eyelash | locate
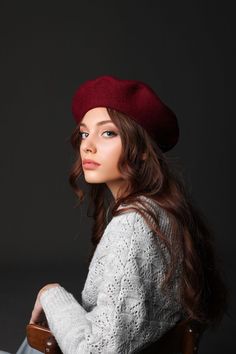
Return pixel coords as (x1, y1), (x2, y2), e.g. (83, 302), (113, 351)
(79, 130), (118, 139)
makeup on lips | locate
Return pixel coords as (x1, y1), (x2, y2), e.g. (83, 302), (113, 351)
(83, 159), (101, 169)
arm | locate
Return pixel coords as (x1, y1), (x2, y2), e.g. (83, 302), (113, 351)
(39, 211), (182, 354)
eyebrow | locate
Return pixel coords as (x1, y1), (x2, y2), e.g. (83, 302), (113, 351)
(79, 120), (115, 128)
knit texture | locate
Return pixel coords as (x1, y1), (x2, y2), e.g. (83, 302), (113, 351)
(40, 196), (183, 353)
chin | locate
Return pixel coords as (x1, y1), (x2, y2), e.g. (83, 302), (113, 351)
(84, 176), (105, 184)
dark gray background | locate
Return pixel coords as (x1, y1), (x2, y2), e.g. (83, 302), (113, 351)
(0, 0), (235, 352)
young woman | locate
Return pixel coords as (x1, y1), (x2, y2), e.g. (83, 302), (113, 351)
(3, 75), (227, 354)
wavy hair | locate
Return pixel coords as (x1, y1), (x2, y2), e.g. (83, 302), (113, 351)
(68, 107), (227, 327)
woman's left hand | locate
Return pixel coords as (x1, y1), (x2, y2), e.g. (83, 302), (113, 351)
(29, 283), (60, 324)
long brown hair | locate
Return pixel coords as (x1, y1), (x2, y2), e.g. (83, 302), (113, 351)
(68, 107), (228, 327)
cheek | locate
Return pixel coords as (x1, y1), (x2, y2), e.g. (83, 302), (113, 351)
(103, 145), (121, 160)
(109, 147), (122, 167)
(100, 143), (122, 171)
(104, 140), (122, 156)
(111, 146), (122, 171)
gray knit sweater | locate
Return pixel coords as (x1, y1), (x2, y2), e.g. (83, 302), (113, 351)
(40, 196), (183, 353)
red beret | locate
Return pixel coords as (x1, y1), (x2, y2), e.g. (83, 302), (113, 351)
(72, 75), (179, 152)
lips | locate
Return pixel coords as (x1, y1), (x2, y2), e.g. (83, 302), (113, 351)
(83, 163), (100, 170)
(83, 159), (100, 166)
(82, 159), (101, 169)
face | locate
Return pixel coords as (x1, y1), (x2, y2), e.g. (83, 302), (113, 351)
(79, 107), (127, 200)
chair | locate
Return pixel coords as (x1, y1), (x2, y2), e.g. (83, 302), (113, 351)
(140, 319), (206, 353)
(26, 318), (206, 354)
(26, 322), (62, 354)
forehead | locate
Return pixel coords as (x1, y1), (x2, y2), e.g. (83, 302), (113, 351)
(81, 107), (109, 121)
(80, 107), (115, 127)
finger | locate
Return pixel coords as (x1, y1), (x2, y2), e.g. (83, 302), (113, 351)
(30, 305), (43, 324)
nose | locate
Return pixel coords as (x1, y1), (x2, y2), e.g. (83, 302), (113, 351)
(81, 136), (97, 154)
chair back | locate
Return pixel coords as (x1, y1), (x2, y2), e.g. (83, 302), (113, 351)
(140, 319), (206, 354)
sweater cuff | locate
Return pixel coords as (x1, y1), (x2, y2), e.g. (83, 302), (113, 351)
(40, 285), (86, 319)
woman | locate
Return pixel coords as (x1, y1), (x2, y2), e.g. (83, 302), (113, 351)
(4, 75), (227, 354)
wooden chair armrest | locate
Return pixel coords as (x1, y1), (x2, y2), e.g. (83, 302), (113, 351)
(26, 323), (62, 354)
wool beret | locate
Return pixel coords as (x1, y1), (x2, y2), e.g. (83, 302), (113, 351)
(72, 75), (179, 152)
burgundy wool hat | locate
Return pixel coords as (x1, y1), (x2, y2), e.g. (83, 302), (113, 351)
(71, 75), (179, 152)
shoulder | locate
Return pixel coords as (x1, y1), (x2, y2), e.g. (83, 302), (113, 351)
(91, 195), (178, 276)
(100, 195), (174, 249)
(105, 195), (172, 247)
(115, 195), (172, 231)
(116, 194), (165, 215)
(112, 195), (176, 255)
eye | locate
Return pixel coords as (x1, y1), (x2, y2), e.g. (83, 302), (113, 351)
(79, 130), (118, 139)
(102, 130), (118, 137)
(79, 131), (88, 139)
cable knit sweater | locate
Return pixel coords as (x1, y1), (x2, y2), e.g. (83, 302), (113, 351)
(40, 196), (183, 353)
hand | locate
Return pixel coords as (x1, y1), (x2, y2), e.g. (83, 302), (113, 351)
(29, 283), (60, 324)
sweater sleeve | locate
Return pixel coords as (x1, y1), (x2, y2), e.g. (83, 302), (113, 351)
(40, 210), (182, 354)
